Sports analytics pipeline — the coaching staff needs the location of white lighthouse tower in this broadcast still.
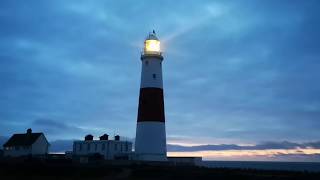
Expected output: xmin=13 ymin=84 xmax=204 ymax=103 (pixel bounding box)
xmin=135 ymin=31 xmax=167 ymax=161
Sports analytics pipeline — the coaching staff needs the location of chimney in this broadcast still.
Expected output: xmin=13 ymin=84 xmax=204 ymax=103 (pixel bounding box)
xmin=99 ymin=134 xmax=109 ymax=140
xmin=84 ymin=134 xmax=93 ymax=141
xmin=114 ymin=135 xmax=120 ymax=141
xmin=27 ymin=128 xmax=32 ymax=134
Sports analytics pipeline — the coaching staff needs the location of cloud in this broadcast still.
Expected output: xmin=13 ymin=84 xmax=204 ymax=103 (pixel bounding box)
xmin=0 ymin=136 xmax=8 ymax=148
xmin=1 ymin=0 xmax=320 ymax=145
xmin=32 ymin=119 xmax=84 ymax=134
xmin=167 ymin=141 xmax=320 ymax=152
xmin=49 ymin=139 xmax=75 ymax=152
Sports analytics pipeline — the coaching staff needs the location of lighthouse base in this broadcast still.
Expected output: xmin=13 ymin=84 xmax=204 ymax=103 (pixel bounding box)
xmin=135 ymin=122 xmax=167 ymax=161
xmin=135 ymin=153 xmax=167 ymax=161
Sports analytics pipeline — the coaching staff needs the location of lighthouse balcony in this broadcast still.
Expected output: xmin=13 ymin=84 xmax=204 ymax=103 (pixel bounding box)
xmin=141 ymin=51 xmax=163 ymax=60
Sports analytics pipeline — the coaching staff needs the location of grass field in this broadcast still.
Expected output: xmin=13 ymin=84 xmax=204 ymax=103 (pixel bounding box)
xmin=1 ymin=160 xmax=320 ymax=180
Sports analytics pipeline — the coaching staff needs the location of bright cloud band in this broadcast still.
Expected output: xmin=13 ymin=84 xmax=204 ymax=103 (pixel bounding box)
xmin=168 ymin=148 xmax=320 ymax=161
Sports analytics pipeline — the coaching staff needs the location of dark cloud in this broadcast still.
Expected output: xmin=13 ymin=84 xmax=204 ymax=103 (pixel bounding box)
xmin=269 ymin=154 xmax=320 ymax=164
xmin=167 ymin=141 xmax=320 ymax=152
xmin=32 ymin=119 xmax=84 ymax=136
xmin=0 ymin=0 xmax=320 ymax=146
xmin=0 ymin=136 xmax=8 ymax=148
xmin=49 ymin=139 xmax=75 ymax=152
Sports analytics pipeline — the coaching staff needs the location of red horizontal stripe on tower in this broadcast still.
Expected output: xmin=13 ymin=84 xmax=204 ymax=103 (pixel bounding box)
xmin=137 ymin=88 xmax=165 ymax=122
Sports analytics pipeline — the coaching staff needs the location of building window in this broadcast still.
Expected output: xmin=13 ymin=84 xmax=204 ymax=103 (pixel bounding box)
xmin=125 ymin=143 xmax=128 ymax=152
xmin=153 ymin=74 xmax=156 ymax=79
xmin=115 ymin=144 xmax=118 ymax=151
xmin=79 ymin=144 xmax=82 ymax=151
xmin=102 ymin=143 xmax=105 ymax=150
xmin=145 ymin=61 xmax=149 ymax=65
xmin=87 ymin=144 xmax=90 ymax=151
xmin=95 ymin=144 xmax=97 ymax=151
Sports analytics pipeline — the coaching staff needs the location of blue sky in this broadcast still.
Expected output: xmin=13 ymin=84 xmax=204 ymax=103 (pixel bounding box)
xmin=1 ymin=0 xmax=320 ymax=151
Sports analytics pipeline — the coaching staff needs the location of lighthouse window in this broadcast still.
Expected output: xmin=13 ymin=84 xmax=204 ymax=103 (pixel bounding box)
xmin=145 ymin=60 xmax=149 ymax=65
xmin=153 ymin=74 xmax=156 ymax=79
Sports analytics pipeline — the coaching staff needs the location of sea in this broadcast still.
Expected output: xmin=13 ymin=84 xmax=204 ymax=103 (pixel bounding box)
xmin=203 ymin=161 xmax=320 ymax=172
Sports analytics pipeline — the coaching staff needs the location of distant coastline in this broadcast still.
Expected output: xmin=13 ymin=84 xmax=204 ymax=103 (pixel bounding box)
xmin=204 ymin=161 xmax=320 ymax=172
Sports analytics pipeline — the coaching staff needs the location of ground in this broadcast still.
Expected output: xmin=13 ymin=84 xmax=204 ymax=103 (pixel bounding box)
xmin=0 ymin=159 xmax=320 ymax=180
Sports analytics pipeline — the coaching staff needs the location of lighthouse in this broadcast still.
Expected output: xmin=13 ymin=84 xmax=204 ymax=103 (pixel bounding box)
xmin=135 ymin=31 xmax=167 ymax=161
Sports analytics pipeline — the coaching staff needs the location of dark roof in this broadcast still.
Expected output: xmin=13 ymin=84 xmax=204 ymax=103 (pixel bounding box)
xmin=3 ymin=133 xmax=43 ymax=147
xmin=85 ymin=134 xmax=93 ymax=141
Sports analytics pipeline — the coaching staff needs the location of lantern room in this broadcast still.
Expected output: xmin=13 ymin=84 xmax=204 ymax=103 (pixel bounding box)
xmin=144 ymin=30 xmax=161 ymax=54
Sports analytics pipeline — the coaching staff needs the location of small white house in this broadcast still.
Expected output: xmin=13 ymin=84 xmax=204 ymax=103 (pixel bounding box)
xmin=73 ymin=134 xmax=132 ymax=160
xmin=3 ymin=129 xmax=49 ymax=157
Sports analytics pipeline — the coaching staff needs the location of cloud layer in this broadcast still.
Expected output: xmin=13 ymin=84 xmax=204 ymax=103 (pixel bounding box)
xmin=168 ymin=141 xmax=320 ymax=151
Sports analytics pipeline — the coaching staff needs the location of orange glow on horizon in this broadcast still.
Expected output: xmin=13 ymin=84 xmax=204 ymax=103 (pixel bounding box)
xmin=168 ymin=148 xmax=320 ymax=161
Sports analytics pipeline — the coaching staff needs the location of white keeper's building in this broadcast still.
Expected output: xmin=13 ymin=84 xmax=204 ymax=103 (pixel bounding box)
xmin=73 ymin=134 xmax=132 ymax=160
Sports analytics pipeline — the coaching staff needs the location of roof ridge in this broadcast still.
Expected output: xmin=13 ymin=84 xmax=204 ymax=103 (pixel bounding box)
xmin=3 ymin=132 xmax=43 ymax=147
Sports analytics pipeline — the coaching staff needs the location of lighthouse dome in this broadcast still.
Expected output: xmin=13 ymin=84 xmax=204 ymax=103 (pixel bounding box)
xmin=146 ymin=30 xmax=159 ymax=40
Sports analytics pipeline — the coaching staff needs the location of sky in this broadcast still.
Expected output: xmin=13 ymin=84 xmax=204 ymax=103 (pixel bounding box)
xmin=1 ymin=0 xmax=320 ymax=161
